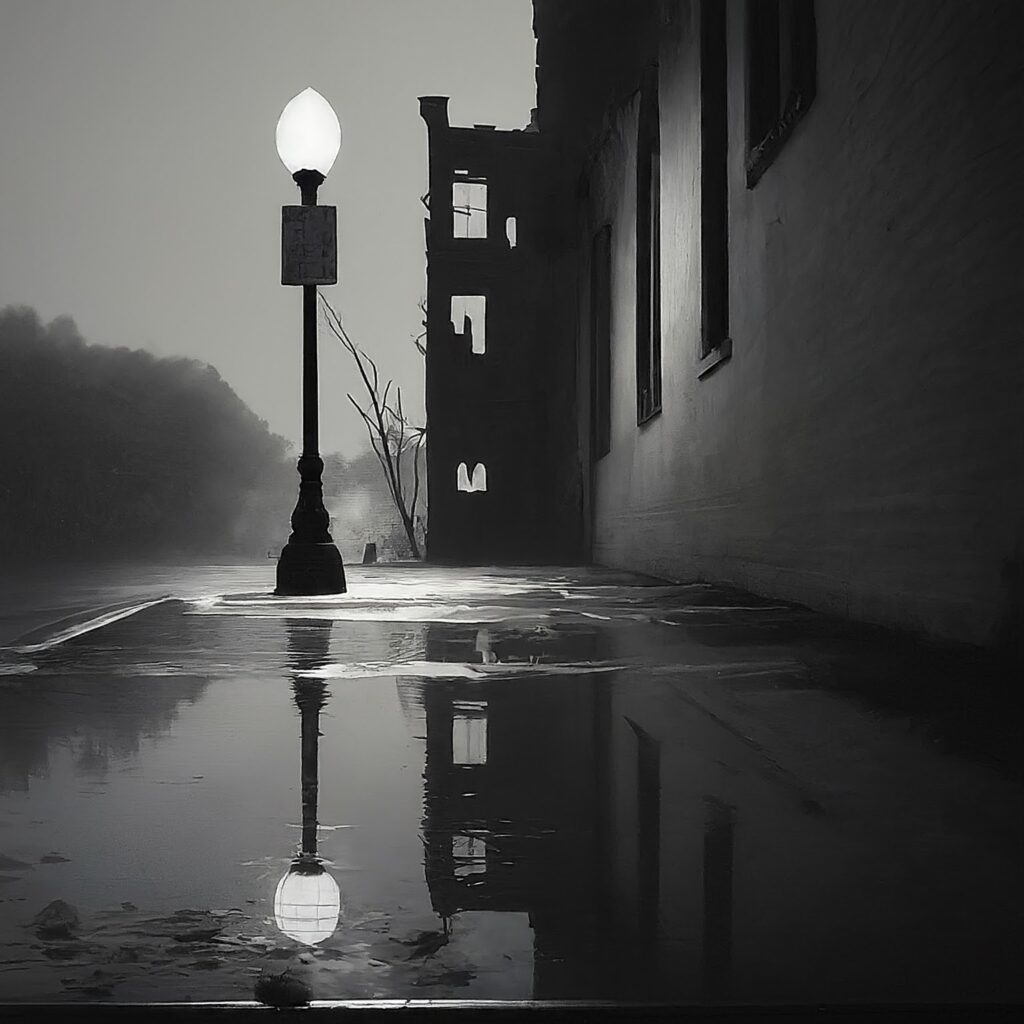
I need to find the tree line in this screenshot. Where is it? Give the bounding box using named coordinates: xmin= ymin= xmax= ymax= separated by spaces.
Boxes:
xmin=0 ymin=306 xmax=290 ymax=564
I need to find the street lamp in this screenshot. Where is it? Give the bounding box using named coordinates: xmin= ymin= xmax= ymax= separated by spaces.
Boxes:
xmin=274 ymin=87 xmax=347 ymax=596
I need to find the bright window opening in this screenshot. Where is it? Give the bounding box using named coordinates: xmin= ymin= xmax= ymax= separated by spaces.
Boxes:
xmin=452 ymin=834 xmax=487 ymax=877
xmin=452 ymin=701 xmax=488 ymax=765
xmin=456 ymin=462 xmax=488 ymax=493
xmin=505 ymin=216 xmax=517 ymax=248
xmin=450 ymin=295 xmax=486 ymax=354
xmin=453 ymin=180 xmax=487 ymax=238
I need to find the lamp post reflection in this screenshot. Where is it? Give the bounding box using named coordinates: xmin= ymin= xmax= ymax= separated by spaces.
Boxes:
xmin=273 ymin=619 xmax=341 ymax=946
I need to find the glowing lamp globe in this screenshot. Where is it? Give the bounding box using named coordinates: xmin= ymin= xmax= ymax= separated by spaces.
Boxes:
xmin=274 ymin=862 xmax=341 ymax=945
xmin=275 ymin=88 xmax=342 ymax=177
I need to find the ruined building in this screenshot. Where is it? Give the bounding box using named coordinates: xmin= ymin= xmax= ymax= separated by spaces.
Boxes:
xmin=420 ymin=0 xmax=1023 ymax=651
xmin=419 ymin=98 xmax=580 ymax=564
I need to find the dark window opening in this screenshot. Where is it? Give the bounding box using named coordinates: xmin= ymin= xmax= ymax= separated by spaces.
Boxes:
xmin=745 ymin=0 xmax=817 ymax=188
xmin=701 ymin=0 xmax=730 ymax=359
xmin=636 ymin=65 xmax=661 ymax=425
xmin=590 ymin=224 xmax=612 ymax=460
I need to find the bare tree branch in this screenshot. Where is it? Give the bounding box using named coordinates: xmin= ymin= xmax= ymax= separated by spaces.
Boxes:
xmin=327 ymin=294 xmax=426 ymax=559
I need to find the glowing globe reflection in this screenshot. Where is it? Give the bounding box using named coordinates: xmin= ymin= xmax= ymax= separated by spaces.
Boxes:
xmin=274 ymin=860 xmax=341 ymax=945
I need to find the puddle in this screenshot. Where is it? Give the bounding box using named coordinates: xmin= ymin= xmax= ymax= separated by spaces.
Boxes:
xmin=1 ymin=565 xmax=1023 ymax=1005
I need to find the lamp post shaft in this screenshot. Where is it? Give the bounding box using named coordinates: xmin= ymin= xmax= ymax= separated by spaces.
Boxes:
xmin=300 ymin=698 xmax=320 ymax=857
xmin=298 ymin=169 xmax=323 ymax=470
xmin=275 ymin=169 xmax=347 ymax=596
xmin=303 ymin=283 xmax=318 ymax=459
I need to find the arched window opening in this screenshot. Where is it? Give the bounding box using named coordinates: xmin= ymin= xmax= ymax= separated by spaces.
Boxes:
xmin=456 ymin=461 xmax=488 ymax=493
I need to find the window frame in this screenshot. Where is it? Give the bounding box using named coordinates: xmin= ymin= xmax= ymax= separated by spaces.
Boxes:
xmin=590 ymin=224 xmax=613 ymax=460
xmin=700 ymin=0 xmax=732 ymax=372
xmin=635 ymin=65 xmax=662 ymax=426
xmin=451 ymin=176 xmax=489 ymax=238
xmin=744 ymin=0 xmax=817 ymax=189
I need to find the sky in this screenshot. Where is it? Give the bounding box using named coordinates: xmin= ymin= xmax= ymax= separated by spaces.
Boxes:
xmin=0 ymin=0 xmax=537 ymax=456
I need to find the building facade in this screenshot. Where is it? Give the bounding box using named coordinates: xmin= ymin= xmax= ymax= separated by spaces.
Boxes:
xmin=422 ymin=1 xmax=1023 ymax=650
xmin=419 ymin=98 xmax=581 ymax=564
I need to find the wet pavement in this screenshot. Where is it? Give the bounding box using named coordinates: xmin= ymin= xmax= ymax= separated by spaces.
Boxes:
xmin=0 ymin=563 xmax=1022 ymax=1007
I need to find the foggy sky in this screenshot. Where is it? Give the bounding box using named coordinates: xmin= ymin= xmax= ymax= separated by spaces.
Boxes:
xmin=0 ymin=0 xmax=536 ymax=455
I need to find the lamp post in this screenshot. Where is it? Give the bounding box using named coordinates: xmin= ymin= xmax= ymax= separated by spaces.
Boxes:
xmin=274 ymin=87 xmax=347 ymax=596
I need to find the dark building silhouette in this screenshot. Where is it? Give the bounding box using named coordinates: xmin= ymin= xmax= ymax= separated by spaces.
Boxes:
xmin=420 ymin=1 xmax=1024 ymax=651
xmin=419 ymin=98 xmax=581 ymax=564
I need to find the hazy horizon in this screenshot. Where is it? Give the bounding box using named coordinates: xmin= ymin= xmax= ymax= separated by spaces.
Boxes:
xmin=0 ymin=0 xmax=537 ymax=456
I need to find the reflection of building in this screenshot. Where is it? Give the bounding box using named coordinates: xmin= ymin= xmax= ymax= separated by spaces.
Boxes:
xmin=420 ymin=2 xmax=1023 ymax=650
xmin=417 ymin=626 xmax=610 ymax=997
xmin=415 ymin=622 xmax=745 ymax=1000
xmin=601 ymin=698 xmax=738 ymax=1003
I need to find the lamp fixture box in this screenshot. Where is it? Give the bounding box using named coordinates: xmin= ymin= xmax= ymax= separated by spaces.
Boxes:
xmin=282 ymin=205 xmax=337 ymax=286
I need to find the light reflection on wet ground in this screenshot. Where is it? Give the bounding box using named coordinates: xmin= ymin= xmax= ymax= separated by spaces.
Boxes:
xmin=0 ymin=564 xmax=1022 ymax=1005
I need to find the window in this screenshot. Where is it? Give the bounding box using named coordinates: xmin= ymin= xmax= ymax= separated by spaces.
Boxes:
xmin=700 ymin=0 xmax=731 ymax=363
xmin=745 ymin=0 xmax=816 ymax=188
xmin=456 ymin=462 xmax=487 ymax=492
xmin=452 ymin=700 xmax=488 ymax=765
xmin=450 ymin=295 xmax=486 ymax=353
xmin=505 ymin=216 xmax=517 ymax=248
xmin=452 ymin=178 xmax=488 ymax=238
xmin=636 ymin=65 xmax=661 ymax=424
xmin=452 ymin=834 xmax=487 ymax=877
xmin=590 ymin=225 xmax=612 ymax=460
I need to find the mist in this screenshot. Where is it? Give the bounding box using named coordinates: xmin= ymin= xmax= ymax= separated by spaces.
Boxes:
xmin=0 ymin=305 xmax=424 ymax=568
